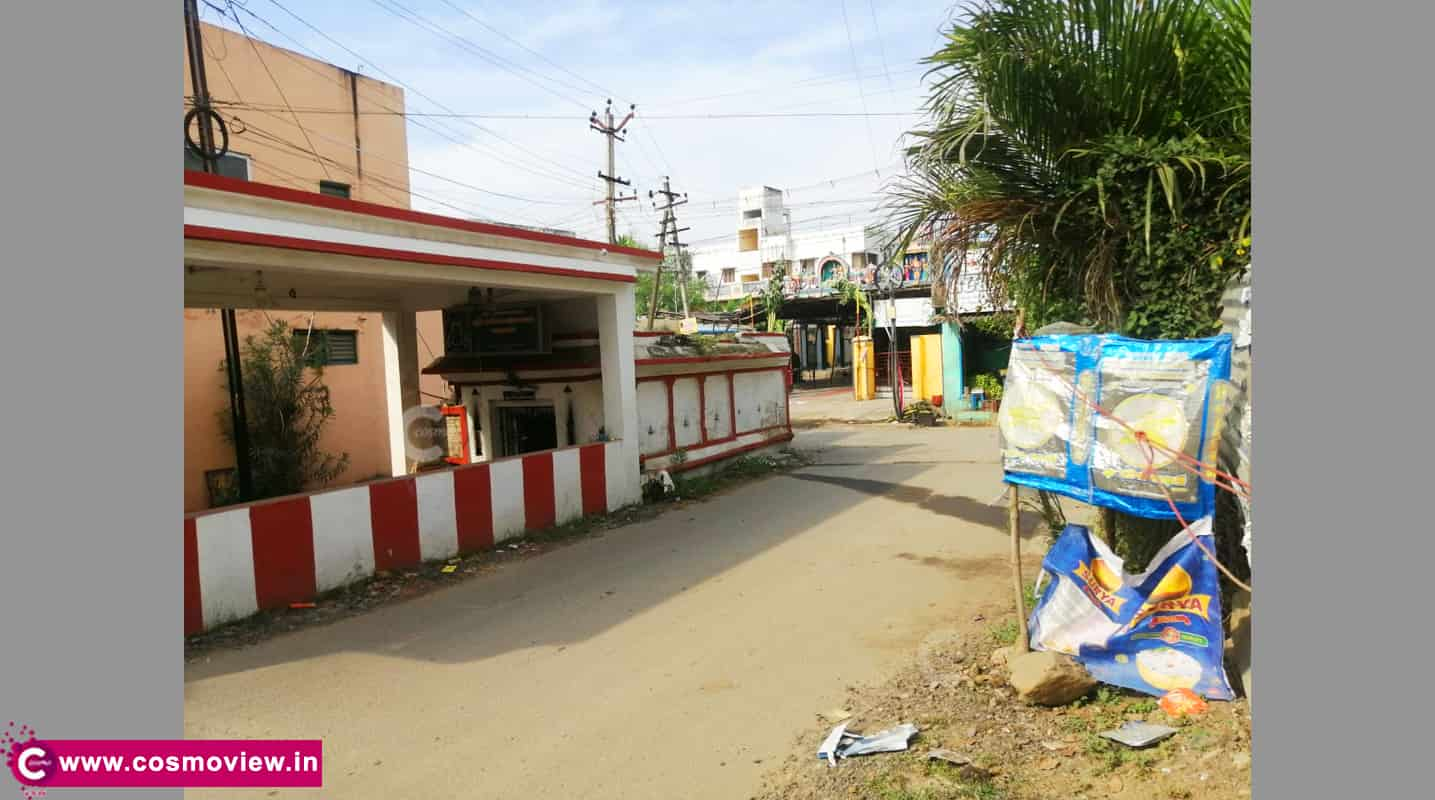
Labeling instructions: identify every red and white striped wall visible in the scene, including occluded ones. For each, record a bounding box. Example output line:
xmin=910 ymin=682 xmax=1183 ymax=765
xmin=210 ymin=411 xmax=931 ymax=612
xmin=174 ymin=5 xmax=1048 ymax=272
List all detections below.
xmin=184 ymin=440 xmax=631 ymax=635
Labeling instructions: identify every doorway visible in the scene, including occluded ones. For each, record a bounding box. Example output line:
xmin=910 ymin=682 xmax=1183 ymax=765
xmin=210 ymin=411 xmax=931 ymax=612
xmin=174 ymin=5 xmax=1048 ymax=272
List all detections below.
xmin=494 ymin=404 xmax=558 ymax=458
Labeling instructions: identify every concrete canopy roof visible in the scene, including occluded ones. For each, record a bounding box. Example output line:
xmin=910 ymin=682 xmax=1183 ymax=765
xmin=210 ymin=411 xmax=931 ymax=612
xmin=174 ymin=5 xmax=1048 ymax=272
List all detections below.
xmin=183 ymin=171 xmax=661 ymax=312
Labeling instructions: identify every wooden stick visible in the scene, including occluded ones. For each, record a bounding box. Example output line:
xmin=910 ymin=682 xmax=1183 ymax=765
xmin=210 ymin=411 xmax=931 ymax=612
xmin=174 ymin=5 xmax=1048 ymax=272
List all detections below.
xmin=1009 ymin=483 xmax=1030 ymax=653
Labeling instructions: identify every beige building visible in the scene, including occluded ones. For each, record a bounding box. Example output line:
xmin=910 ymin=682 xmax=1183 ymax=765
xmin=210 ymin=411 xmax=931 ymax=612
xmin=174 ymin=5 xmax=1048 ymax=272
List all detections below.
xmin=183 ymin=21 xmax=445 ymax=512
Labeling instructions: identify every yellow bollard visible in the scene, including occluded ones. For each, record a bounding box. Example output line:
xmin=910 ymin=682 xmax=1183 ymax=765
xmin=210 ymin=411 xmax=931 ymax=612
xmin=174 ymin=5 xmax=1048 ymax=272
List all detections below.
xmin=852 ymin=336 xmax=876 ymax=400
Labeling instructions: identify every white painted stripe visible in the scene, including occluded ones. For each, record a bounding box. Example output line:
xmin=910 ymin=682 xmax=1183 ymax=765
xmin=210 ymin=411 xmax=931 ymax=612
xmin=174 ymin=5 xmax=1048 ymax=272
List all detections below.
xmin=309 ymin=487 xmax=376 ymax=593
xmin=605 ymin=440 xmax=638 ymax=512
xmin=185 ymin=206 xmax=633 ymax=280
xmin=489 ymin=459 xmax=526 ymax=542
xmin=194 ymin=508 xmax=258 ymax=629
xmin=552 ymin=448 xmax=584 ymax=526
xmin=416 ymin=472 xmax=460 ymax=561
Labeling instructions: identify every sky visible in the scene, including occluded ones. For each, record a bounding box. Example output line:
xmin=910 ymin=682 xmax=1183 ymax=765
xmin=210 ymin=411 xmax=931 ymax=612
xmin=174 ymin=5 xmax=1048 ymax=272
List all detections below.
xmin=201 ymin=0 xmax=968 ymax=245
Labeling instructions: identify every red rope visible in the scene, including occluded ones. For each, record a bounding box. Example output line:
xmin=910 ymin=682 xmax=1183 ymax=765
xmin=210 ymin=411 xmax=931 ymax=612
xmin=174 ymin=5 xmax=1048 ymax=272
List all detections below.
xmin=1137 ymin=434 xmax=1254 ymax=593
xmin=1015 ymin=348 xmax=1253 ymax=592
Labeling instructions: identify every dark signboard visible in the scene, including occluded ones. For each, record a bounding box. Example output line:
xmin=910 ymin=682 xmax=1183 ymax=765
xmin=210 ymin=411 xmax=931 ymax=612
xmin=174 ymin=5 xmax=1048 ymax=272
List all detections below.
xmin=443 ymin=304 xmax=547 ymax=356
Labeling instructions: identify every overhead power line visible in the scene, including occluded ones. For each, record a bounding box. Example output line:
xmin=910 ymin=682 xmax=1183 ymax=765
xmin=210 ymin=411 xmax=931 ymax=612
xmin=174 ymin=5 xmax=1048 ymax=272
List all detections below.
xmin=206 ymin=102 xmax=587 ymax=208
xmin=211 ymin=1 xmax=596 ymax=191
xmin=840 ymin=0 xmax=882 ymax=172
xmin=435 ymin=0 xmax=615 ymax=100
xmin=188 ymin=100 xmax=920 ymax=120
xmin=252 ymin=0 xmax=597 ymax=187
xmin=365 ymin=0 xmax=590 ymax=110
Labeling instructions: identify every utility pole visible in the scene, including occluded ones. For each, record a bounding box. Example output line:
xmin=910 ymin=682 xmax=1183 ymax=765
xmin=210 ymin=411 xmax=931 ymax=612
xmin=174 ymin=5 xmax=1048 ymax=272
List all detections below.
xmin=589 ymin=100 xmax=636 ymax=244
xmin=185 ymin=0 xmax=254 ymax=503
xmin=648 ymin=176 xmax=689 ymax=329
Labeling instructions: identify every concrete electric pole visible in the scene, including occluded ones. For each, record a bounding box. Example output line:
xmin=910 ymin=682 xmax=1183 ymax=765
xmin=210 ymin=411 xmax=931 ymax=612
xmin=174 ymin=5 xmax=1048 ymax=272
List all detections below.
xmin=589 ymin=100 xmax=636 ymax=244
xmin=647 ymin=176 xmax=689 ymax=329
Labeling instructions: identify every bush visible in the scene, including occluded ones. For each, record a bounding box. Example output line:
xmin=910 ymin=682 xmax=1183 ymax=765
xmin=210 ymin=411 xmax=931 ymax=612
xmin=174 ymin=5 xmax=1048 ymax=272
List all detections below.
xmin=218 ymin=320 xmax=349 ymax=502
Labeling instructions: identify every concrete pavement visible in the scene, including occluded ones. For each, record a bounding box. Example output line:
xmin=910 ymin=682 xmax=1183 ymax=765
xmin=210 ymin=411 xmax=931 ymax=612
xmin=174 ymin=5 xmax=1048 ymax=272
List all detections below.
xmin=183 ymin=424 xmax=1042 ymax=799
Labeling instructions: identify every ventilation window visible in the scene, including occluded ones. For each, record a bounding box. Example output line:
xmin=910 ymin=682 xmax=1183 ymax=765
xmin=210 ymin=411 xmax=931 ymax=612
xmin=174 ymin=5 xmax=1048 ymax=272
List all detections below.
xmin=293 ymin=329 xmax=358 ymax=366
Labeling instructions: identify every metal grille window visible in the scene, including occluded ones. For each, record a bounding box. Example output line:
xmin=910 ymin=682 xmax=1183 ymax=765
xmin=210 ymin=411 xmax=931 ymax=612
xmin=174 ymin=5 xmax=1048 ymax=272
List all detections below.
xmin=293 ymin=329 xmax=358 ymax=366
xmin=319 ymin=180 xmax=351 ymax=199
xmin=183 ymin=148 xmax=250 ymax=180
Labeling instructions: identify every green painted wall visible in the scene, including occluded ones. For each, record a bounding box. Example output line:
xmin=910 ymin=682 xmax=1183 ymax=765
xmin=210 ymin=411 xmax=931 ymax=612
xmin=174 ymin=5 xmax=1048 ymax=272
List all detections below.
xmin=941 ymin=321 xmax=964 ymax=414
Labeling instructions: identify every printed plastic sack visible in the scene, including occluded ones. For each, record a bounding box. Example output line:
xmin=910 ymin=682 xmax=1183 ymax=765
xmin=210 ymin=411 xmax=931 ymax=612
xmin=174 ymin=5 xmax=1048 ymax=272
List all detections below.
xmin=1028 ymin=520 xmax=1234 ymax=700
xmin=998 ymin=333 xmax=1234 ymax=521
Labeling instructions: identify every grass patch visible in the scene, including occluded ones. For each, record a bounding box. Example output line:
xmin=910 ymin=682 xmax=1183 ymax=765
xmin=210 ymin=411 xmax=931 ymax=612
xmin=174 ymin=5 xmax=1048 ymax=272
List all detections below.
xmin=865 ymin=773 xmax=1004 ymax=800
xmin=987 ymin=619 xmax=1019 ymax=646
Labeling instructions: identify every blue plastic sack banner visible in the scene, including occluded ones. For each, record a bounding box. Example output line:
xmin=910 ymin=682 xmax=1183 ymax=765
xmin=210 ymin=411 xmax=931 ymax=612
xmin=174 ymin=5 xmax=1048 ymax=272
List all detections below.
xmin=1028 ymin=521 xmax=1235 ymax=701
xmin=998 ymin=333 xmax=1234 ymax=520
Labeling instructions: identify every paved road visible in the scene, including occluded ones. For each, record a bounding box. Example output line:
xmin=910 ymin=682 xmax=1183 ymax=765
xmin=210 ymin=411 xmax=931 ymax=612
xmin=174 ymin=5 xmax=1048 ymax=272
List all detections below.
xmin=184 ymin=424 xmax=1042 ymax=799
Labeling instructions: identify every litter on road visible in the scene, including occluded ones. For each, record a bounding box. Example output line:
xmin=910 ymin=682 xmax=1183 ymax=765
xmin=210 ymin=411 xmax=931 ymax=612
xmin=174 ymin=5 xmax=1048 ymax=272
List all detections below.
xmin=817 ymin=722 xmax=920 ymax=765
xmin=1099 ymin=720 xmax=1178 ymax=749
xmin=926 ymin=749 xmax=973 ymax=766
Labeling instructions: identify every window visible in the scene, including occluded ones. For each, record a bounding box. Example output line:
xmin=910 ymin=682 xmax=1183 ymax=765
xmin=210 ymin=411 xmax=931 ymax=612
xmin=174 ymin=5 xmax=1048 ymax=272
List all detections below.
xmin=319 ymin=180 xmax=351 ymax=199
xmin=293 ymin=329 xmax=358 ymax=366
xmin=761 ymin=263 xmax=773 ymax=278
xmin=721 ymin=268 xmax=736 ymax=284
xmin=183 ymin=147 xmax=250 ymax=180
xmin=742 ymin=209 xmax=763 ymax=219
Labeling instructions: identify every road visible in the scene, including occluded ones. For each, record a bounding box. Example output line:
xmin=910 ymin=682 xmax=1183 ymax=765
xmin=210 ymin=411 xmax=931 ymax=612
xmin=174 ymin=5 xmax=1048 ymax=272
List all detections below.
xmin=184 ymin=423 xmax=1043 ymax=799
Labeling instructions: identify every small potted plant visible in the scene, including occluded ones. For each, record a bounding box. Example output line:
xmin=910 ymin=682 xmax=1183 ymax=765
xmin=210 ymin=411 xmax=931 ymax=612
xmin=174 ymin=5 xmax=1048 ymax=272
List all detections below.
xmin=974 ymin=374 xmax=1004 ymax=412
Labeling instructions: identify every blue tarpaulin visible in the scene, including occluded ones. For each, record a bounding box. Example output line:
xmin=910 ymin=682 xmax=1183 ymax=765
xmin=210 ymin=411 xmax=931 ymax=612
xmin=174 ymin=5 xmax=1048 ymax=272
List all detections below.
xmin=998 ymin=333 xmax=1234 ymax=520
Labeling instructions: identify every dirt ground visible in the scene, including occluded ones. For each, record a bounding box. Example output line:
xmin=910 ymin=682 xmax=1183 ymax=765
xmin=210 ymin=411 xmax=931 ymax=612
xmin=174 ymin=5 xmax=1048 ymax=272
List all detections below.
xmin=753 ymin=598 xmax=1252 ymax=800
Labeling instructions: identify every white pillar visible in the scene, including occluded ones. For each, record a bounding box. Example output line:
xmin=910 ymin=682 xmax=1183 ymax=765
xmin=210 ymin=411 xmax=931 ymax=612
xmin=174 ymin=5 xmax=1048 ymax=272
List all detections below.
xmin=381 ymin=310 xmax=421 ymax=477
xmin=596 ymin=287 xmax=640 ymax=507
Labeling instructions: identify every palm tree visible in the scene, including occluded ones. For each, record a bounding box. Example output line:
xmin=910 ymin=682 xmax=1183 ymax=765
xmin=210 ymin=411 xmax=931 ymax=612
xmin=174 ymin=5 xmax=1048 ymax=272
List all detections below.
xmin=832 ymin=278 xmax=872 ymax=339
xmin=889 ymin=0 xmax=1250 ymax=338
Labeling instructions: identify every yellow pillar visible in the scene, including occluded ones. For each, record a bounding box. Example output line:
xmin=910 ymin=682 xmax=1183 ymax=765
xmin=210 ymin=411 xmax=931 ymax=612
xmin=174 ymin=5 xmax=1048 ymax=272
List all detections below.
xmin=825 ymin=324 xmax=836 ymax=368
xmin=911 ymin=333 xmax=944 ymax=404
xmin=852 ymin=336 xmax=876 ymax=400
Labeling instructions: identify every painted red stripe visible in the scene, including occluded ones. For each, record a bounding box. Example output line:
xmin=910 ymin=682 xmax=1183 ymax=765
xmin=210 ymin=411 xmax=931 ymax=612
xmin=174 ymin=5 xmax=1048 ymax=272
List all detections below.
xmin=664 ymin=432 xmax=796 ymax=474
xmin=665 ymin=378 xmax=677 ymax=453
xmin=635 ymin=353 xmax=786 ymax=365
xmin=422 ymin=360 xmax=601 ymax=375
xmin=454 ymin=463 xmax=495 ymax=553
xmin=249 ymin=497 xmax=318 ymax=611
xmin=369 ymin=479 xmax=422 ymax=572
xmin=185 ymin=225 xmax=637 ymax=284
xmin=450 ymin=373 xmax=604 ymax=387
xmin=522 ymin=452 xmax=556 ymax=531
xmin=185 ymin=170 xmax=661 ymax=260
xmin=579 ymin=444 xmax=608 ymax=515
xmin=636 ymin=365 xmax=788 ymax=382
xmin=184 ymin=519 xmax=203 ymax=636
xmin=728 ymin=375 xmax=738 ymax=438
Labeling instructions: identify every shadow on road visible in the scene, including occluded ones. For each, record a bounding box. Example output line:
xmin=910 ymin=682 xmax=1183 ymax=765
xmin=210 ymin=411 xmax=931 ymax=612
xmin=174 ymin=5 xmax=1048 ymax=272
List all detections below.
xmin=785 ymin=471 xmax=1046 ymax=540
